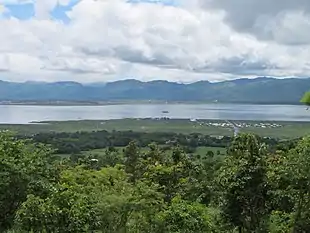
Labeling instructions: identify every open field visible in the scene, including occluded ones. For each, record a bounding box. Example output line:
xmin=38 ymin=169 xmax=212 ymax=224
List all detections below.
xmin=1 ymin=118 xmax=310 ymax=139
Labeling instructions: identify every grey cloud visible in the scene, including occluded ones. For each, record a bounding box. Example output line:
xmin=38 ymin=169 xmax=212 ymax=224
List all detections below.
xmin=43 ymin=67 xmax=104 ymax=74
xmin=78 ymin=45 xmax=281 ymax=76
xmin=113 ymin=46 xmax=173 ymax=66
xmin=203 ymin=0 xmax=310 ymax=45
xmin=40 ymin=56 xmax=116 ymax=75
xmin=78 ymin=46 xmax=186 ymax=70
xmin=193 ymin=56 xmax=278 ymax=76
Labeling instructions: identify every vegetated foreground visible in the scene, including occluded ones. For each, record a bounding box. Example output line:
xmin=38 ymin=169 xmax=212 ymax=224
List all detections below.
xmin=1 ymin=118 xmax=310 ymax=139
xmin=1 ymin=128 xmax=309 ymax=233
xmin=0 ymin=116 xmax=309 ymax=232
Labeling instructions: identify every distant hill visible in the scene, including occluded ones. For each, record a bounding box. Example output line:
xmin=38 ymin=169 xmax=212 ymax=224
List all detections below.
xmin=0 ymin=77 xmax=309 ymax=104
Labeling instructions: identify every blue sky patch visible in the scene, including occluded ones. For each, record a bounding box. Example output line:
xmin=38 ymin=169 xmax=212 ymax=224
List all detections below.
xmin=5 ymin=3 xmax=34 ymax=19
xmin=2 ymin=0 xmax=178 ymax=21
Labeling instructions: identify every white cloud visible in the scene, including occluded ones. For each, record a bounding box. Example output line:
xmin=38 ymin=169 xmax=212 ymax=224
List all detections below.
xmin=202 ymin=0 xmax=310 ymax=45
xmin=0 ymin=0 xmax=310 ymax=83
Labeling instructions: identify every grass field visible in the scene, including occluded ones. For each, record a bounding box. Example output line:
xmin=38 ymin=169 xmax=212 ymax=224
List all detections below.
xmin=1 ymin=118 xmax=310 ymax=139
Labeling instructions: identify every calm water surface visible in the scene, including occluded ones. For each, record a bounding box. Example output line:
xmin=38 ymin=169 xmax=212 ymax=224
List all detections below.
xmin=0 ymin=104 xmax=309 ymax=124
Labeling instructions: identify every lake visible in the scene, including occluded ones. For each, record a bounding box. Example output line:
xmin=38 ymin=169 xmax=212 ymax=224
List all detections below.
xmin=0 ymin=104 xmax=310 ymax=124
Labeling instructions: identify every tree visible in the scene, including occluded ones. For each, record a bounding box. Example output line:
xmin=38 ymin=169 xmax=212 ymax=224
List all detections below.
xmin=300 ymin=91 xmax=310 ymax=106
xmin=268 ymin=137 xmax=310 ymax=232
xmin=141 ymin=146 xmax=201 ymax=203
xmin=16 ymin=190 xmax=94 ymax=233
xmin=267 ymin=211 xmax=294 ymax=233
xmin=156 ymin=195 xmax=217 ymax=233
xmin=0 ymin=132 xmax=58 ymax=231
xmin=217 ymin=133 xmax=269 ymax=232
xmin=16 ymin=165 xmax=165 ymax=233
xmin=124 ymin=141 xmax=141 ymax=183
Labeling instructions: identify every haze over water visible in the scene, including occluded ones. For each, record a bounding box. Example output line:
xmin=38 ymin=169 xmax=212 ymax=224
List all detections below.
xmin=0 ymin=104 xmax=309 ymax=124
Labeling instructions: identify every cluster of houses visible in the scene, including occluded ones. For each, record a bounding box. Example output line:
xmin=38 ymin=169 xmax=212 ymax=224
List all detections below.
xmin=149 ymin=117 xmax=282 ymax=130
xmin=201 ymin=121 xmax=282 ymax=129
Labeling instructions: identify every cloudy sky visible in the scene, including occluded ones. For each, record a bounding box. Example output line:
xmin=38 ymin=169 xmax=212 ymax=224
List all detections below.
xmin=0 ymin=0 xmax=310 ymax=83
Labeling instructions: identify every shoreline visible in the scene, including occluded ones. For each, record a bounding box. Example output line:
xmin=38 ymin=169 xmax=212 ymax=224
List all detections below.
xmin=2 ymin=118 xmax=310 ymax=125
xmin=0 ymin=101 xmax=303 ymax=106
xmin=0 ymin=118 xmax=309 ymax=139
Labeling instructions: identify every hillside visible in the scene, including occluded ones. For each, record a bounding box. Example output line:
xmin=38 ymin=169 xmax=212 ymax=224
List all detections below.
xmin=0 ymin=77 xmax=309 ymax=104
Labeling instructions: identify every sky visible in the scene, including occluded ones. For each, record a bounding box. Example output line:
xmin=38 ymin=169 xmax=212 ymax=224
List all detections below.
xmin=0 ymin=0 xmax=310 ymax=83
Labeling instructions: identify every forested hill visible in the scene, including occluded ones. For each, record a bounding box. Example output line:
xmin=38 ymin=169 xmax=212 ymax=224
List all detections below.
xmin=0 ymin=77 xmax=310 ymax=104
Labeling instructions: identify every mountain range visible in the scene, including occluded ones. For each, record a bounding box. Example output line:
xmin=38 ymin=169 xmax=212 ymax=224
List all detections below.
xmin=0 ymin=77 xmax=309 ymax=104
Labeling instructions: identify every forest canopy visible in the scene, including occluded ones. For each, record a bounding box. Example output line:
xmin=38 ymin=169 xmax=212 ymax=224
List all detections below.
xmin=1 ymin=130 xmax=310 ymax=233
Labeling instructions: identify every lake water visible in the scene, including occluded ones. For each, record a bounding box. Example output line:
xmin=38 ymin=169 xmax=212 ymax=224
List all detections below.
xmin=0 ymin=104 xmax=310 ymax=124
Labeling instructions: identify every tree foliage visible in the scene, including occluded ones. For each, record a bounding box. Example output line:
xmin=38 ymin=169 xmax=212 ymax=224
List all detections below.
xmin=268 ymin=137 xmax=310 ymax=232
xmin=300 ymin=91 xmax=310 ymax=106
xmin=217 ymin=134 xmax=269 ymax=232
xmin=1 ymin=130 xmax=310 ymax=233
xmin=0 ymin=132 xmax=59 ymax=231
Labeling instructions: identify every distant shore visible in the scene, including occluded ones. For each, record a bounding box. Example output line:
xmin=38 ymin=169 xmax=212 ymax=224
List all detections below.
xmin=0 ymin=100 xmax=302 ymax=106
xmin=0 ymin=118 xmax=309 ymax=139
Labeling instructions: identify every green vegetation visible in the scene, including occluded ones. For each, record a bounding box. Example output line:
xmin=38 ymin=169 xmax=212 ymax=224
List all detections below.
xmin=28 ymin=128 xmax=290 ymax=158
xmin=301 ymin=91 xmax=310 ymax=105
xmin=29 ymin=129 xmax=233 ymax=160
xmin=79 ymin=147 xmax=226 ymax=164
xmin=1 ymin=118 xmax=310 ymax=138
xmin=1 ymin=131 xmax=310 ymax=232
